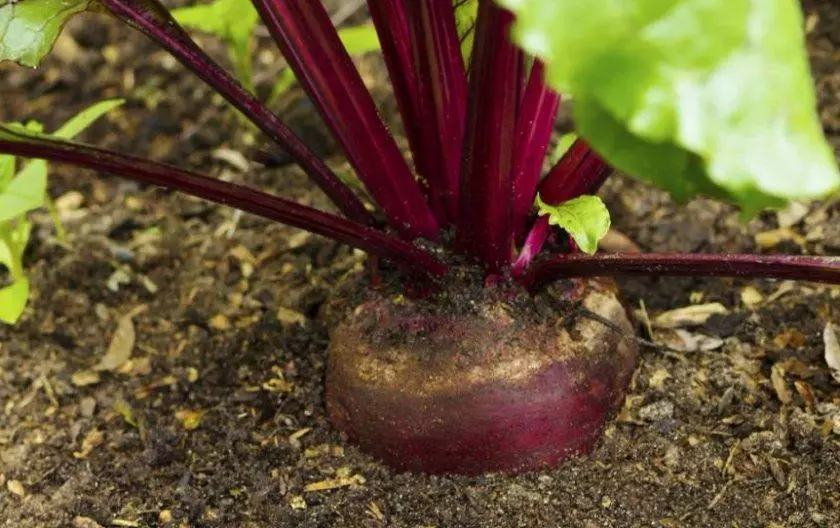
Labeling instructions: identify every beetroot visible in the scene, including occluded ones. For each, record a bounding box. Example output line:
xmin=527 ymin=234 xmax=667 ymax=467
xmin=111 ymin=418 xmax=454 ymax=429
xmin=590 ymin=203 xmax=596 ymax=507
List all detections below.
xmin=326 ymin=278 xmax=637 ymax=475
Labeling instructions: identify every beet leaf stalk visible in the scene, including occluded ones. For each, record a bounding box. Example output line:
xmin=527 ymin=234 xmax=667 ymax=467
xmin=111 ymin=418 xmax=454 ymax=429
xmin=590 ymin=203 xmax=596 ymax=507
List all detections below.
xmin=405 ymin=0 xmax=469 ymax=223
xmin=521 ymin=253 xmax=840 ymax=292
xmin=98 ymin=0 xmax=372 ymax=226
xmin=252 ymin=0 xmax=439 ymax=240
xmin=0 ymin=126 xmax=446 ymax=277
xmin=511 ymin=61 xmax=561 ymax=238
xmin=365 ymin=0 xmax=434 ymax=214
xmin=456 ymin=1 xmax=521 ymax=272
xmin=539 ymin=139 xmax=612 ymax=205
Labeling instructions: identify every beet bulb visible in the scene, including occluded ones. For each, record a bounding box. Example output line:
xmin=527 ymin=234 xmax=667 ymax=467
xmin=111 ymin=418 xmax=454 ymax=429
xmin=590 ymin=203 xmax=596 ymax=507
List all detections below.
xmin=326 ymin=277 xmax=637 ymax=475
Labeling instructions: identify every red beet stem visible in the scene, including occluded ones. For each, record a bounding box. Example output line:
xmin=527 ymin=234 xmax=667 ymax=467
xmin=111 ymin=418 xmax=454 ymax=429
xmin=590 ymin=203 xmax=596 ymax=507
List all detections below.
xmin=0 ymin=127 xmax=447 ymax=277
xmin=405 ymin=0 xmax=469 ymax=222
xmin=539 ymin=138 xmax=612 ymax=205
xmin=99 ymin=0 xmax=372 ymax=225
xmin=521 ymin=253 xmax=840 ymax=291
xmin=253 ymin=0 xmax=440 ymax=240
xmin=366 ymin=0 xmax=442 ymax=219
xmin=456 ymin=2 xmax=521 ymax=272
xmin=511 ymin=61 xmax=561 ymax=238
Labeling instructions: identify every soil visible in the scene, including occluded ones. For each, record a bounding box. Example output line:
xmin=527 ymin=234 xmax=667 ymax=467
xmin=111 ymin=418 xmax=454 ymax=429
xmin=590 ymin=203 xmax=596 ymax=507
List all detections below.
xmin=1 ymin=2 xmax=840 ymax=527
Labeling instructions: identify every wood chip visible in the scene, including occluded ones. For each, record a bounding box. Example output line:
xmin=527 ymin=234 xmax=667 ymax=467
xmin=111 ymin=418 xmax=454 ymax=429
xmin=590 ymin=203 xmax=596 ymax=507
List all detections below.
xmin=654 ymin=303 xmax=728 ymax=329
xmin=276 ymin=306 xmax=306 ymax=326
xmin=771 ymin=365 xmax=792 ymax=404
xmin=72 ymin=370 xmax=101 ymax=387
xmin=229 ymin=245 xmax=257 ymax=264
xmin=740 ymin=287 xmax=764 ymax=309
xmin=304 ymin=474 xmax=365 ymax=492
xmin=794 ymin=380 xmax=816 ymax=408
xmin=106 ymin=269 xmax=131 ymax=292
xmin=824 ymin=323 xmax=840 ymax=383
xmin=289 ymin=427 xmax=311 ymax=450
xmin=262 ymin=377 xmax=293 ymax=393
xmin=73 ymin=429 xmax=104 ymax=459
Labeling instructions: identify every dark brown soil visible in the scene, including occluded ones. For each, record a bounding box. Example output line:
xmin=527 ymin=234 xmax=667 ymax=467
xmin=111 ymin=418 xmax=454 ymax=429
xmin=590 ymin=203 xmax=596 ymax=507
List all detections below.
xmin=2 ymin=2 xmax=840 ymax=527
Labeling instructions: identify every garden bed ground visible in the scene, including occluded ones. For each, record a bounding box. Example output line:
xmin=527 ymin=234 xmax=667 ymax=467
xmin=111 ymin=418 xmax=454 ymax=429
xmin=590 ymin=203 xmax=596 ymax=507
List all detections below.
xmin=1 ymin=2 xmax=840 ymax=527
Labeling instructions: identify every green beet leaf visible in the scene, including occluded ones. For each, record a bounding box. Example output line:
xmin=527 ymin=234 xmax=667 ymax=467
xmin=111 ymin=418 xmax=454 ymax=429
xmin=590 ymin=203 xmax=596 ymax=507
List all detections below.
xmin=0 ymin=218 xmax=31 ymax=279
xmin=497 ymin=0 xmax=840 ymax=214
xmin=172 ymin=0 xmax=260 ymax=89
xmin=0 ymin=154 xmax=14 ymax=189
xmin=536 ymin=194 xmax=611 ymax=255
xmin=53 ymin=99 xmax=125 ymax=139
xmin=0 ymin=100 xmax=122 ymax=325
xmin=0 ymin=0 xmax=93 ymax=67
xmin=0 ymin=278 xmax=30 ymax=324
xmin=0 ymin=100 xmax=123 ymax=224
xmin=454 ymin=0 xmax=479 ymax=62
xmin=0 ymin=122 xmax=46 ymax=223
xmin=336 ymin=23 xmax=381 ymax=56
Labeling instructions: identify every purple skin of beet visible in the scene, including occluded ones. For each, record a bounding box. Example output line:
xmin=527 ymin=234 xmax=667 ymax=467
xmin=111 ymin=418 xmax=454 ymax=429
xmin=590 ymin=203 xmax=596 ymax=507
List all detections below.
xmin=326 ymin=278 xmax=637 ymax=475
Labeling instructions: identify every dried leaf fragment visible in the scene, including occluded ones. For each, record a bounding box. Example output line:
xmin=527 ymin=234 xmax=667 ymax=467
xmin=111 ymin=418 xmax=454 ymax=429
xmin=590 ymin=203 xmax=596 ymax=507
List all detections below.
xmin=770 ymin=365 xmax=792 ymax=404
xmin=654 ymin=303 xmax=728 ymax=329
xmin=6 ymin=479 xmax=25 ymax=497
xmin=175 ymin=409 xmax=205 ymax=431
xmin=95 ymin=311 xmax=140 ymax=372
